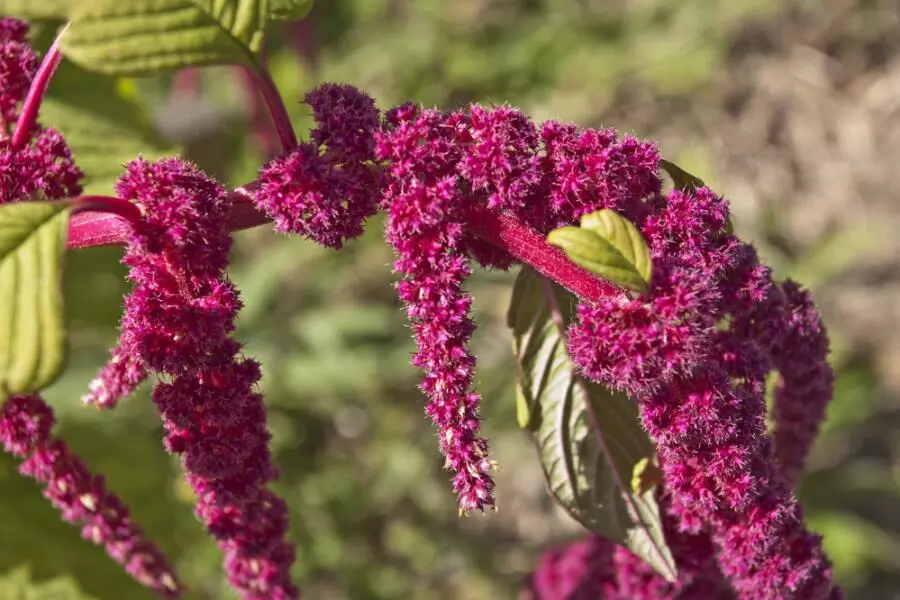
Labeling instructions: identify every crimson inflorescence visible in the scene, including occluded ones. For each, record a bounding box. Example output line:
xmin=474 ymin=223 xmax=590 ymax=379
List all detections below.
xmin=0 ymin=395 xmax=182 ymax=596
xmin=0 ymin=19 xmax=175 ymax=594
xmin=0 ymin=13 xmax=841 ymax=599
xmin=107 ymin=157 xmax=298 ymax=599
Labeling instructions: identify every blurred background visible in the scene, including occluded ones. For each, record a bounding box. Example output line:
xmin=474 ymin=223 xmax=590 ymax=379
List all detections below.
xmin=3 ymin=0 xmax=900 ymax=598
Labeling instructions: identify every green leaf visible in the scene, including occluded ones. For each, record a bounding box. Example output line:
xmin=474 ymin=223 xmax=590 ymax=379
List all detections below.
xmin=507 ymin=267 xmax=676 ymax=581
xmin=631 ymin=456 xmax=663 ymax=496
xmin=269 ymin=0 xmax=313 ymax=20
xmin=547 ymin=209 xmax=653 ymax=293
xmin=660 ymin=158 xmax=705 ymax=192
xmin=41 ymin=61 xmax=176 ymax=195
xmin=61 ymin=0 xmax=270 ymax=75
xmin=0 ymin=567 xmax=99 ymax=599
xmin=660 ymin=159 xmax=733 ymax=234
xmin=0 ymin=0 xmax=70 ymax=19
xmin=0 ymin=201 xmax=72 ymax=396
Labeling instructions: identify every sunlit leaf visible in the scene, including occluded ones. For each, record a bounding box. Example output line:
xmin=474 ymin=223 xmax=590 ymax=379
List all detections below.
xmin=547 ymin=209 xmax=653 ymax=293
xmin=0 ymin=200 xmax=72 ymax=396
xmin=507 ymin=267 xmax=676 ymax=580
xmin=61 ymin=0 xmax=269 ymax=75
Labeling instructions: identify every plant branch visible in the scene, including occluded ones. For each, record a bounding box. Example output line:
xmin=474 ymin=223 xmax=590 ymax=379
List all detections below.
xmin=462 ymin=204 xmax=613 ymax=304
xmin=67 ymin=187 xmax=611 ymax=305
xmin=12 ymin=25 xmax=65 ymax=149
xmin=246 ymin=62 xmax=298 ymax=153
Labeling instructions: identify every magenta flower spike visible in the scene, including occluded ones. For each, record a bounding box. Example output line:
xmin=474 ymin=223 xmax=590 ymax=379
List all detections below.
xmin=107 ymin=157 xmax=298 ymax=598
xmin=564 ymin=181 xmax=838 ymax=598
xmin=0 ymin=20 xmax=82 ymax=205
xmin=254 ymin=83 xmax=381 ymax=249
xmin=768 ymin=280 xmax=835 ymax=485
xmin=0 ymin=395 xmax=182 ymax=597
xmin=375 ymin=103 xmax=497 ymax=513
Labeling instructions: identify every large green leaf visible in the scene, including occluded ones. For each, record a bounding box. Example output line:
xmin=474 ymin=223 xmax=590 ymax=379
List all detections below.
xmin=0 ymin=567 xmax=99 ymax=599
xmin=0 ymin=0 xmax=71 ymax=19
xmin=269 ymin=0 xmax=313 ymax=21
xmin=0 ymin=201 xmax=72 ymax=396
xmin=507 ymin=267 xmax=676 ymax=581
xmin=61 ymin=0 xmax=270 ymax=75
xmin=547 ymin=208 xmax=653 ymax=293
xmin=41 ymin=61 xmax=176 ymax=195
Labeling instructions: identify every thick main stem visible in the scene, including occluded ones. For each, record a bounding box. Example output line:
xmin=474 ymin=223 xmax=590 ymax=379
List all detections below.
xmin=66 ymin=191 xmax=610 ymax=305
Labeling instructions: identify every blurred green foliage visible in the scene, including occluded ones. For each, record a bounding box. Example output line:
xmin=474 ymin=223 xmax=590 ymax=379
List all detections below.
xmin=2 ymin=0 xmax=898 ymax=598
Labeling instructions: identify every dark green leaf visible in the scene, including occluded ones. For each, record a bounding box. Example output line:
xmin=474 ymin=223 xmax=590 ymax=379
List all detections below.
xmin=0 ymin=200 xmax=72 ymax=396
xmin=42 ymin=61 xmax=176 ymax=195
xmin=547 ymin=209 xmax=653 ymax=293
xmin=507 ymin=267 xmax=676 ymax=580
xmin=61 ymin=0 xmax=269 ymax=75
xmin=660 ymin=158 xmax=705 ymax=192
xmin=269 ymin=0 xmax=313 ymax=21
xmin=659 ymin=159 xmax=733 ymax=233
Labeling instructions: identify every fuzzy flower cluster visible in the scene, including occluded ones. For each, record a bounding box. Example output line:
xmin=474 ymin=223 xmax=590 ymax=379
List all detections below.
xmin=254 ymin=83 xmax=381 ymax=249
xmin=0 ymin=17 xmax=36 ymax=128
xmin=0 ymin=18 xmax=82 ymax=205
xmin=374 ymin=102 xmax=511 ymax=513
xmin=767 ymin=281 xmax=835 ymax=486
xmin=0 ymin=395 xmax=181 ymax=596
xmin=92 ymin=158 xmax=297 ymax=598
xmin=527 ymin=491 xmax=731 ymax=600
xmin=372 ymin=104 xmax=664 ymax=513
xmin=563 ymin=179 xmax=838 ymax=598
xmin=0 ymin=18 xmax=174 ymax=593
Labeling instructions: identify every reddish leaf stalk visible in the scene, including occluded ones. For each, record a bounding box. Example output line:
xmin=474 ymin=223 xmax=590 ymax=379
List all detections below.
xmin=237 ymin=66 xmax=281 ymax=159
xmin=246 ymin=63 xmax=298 ymax=153
xmin=11 ymin=26 xmax=64 ymax=149
xmin=73 ymin=195 xmax=144 ymax=226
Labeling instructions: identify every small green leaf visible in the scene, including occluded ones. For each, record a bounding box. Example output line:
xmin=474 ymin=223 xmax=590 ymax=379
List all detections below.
xmin=631 ymin=457 xmax=663 ymax=496
xmin=508 ymin=267 xmax=676 ymax=581
xmin=660 ymin=159 xmax=733 ymax=233
xmin=269 ymin=0 xmax=313 ymax=20
xmin=660 ymin=158 xmax=705 ymax=193
xmin=0 ymin=200 xmax=72 ymax=396
xmin=61 ymin=0 xmax=269 ymax=75
xmin=547 ymin=209 xmax=653 ymax=293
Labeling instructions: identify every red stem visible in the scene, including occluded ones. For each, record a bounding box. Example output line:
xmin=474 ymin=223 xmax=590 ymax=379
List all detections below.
xmin=67 ymin=187 xmax=611 ymax=305
xmin=237 ymin=66 xmax=281 ymax=159
xmin=11 ymin=26 xmax=65 ymax=149
xmin=462 ymin=204 xmax=613 ymax=304
xmin=246 ymin=64 xmax=298 ymax=153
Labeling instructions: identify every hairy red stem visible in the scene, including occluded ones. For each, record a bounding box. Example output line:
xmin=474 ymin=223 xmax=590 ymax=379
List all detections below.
xmin=462 ymin=204 xmax=613 ymax=304
xmin=67 ymin=188 xmax=610 ymax=305
xmin=246 ymin=64 xmax=298 ymax=153
xmin=11 ymin=26 xmax=65 ymax=149
xmin=237 ymin=66 xmax=281 ymax=159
